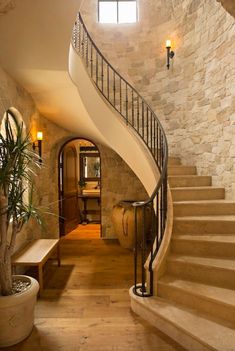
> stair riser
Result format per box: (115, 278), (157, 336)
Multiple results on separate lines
(174, 203), (235, 216)
(168, 158), (181, 166)
(131, 297), (210, 351)
(171, 239), (235, 258)
(158, 283), (235, 324)
(173, 220), (235, 234)
(169, 177), (211, 188)
(167, 260), (235, 289)
(168, 167), (197, 176)
(171, 189), (225, 201)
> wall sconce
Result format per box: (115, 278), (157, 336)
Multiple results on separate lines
(33, 131), (43, 163)
(166, 40), (175, 69)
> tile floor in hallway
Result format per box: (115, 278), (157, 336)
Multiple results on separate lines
(4, 224), (185, 351)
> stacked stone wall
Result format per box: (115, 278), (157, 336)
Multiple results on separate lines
(81, 0), (235, 198)
(0, 67), (147, 241)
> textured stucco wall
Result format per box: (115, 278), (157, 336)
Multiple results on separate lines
(81, 0), (235, 198)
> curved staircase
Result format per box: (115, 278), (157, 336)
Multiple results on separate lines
(131, 157), (235, 351)
(69, 13), (235, 351)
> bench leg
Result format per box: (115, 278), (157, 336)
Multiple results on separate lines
(57, 243), (61, 267)
(38, 264), (43, 295)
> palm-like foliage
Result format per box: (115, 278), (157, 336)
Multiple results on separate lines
(0, 110), (41, 296)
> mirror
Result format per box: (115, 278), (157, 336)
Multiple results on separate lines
(80, 152), (100, 181)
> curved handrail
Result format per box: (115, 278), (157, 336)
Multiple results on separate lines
(71, 13), (168, 297)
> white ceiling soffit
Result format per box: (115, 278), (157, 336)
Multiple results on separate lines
(0, 0), (106, 143)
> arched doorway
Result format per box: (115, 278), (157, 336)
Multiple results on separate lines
(58, 138), (101, 236)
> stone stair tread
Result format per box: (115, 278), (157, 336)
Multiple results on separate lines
(159, 275), (235, 307)
(173, 234), (235, 243)
(131, 294), (235, 351)
(168, 254), (235, 271)
(169, 175), (208, 178)
(171, 186), (224, 191)
(174, 215), (235, 221)
(173, 200), (235, 204)
(168, 165), (196, 170)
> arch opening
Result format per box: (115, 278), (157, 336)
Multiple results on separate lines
(58, 137), (101, 238)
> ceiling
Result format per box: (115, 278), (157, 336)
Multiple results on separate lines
(0, 0), (106, 143)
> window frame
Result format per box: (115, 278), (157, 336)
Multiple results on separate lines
(98, 0), (138, 24)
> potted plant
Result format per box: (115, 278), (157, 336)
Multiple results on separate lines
(0, 111), (41, 347)
(78, 178), (87, 192)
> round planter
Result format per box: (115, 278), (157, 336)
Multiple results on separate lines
(112, 200), (151, 249)
(0, 275), (39, 347)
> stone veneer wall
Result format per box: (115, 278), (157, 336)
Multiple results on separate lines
(0, 67), (147, 245)
(97, 143), (148, 238)
(0, 67), (75, 251)
(81, 0), (235, 198)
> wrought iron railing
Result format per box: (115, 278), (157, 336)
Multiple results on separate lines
(72, 13), (168, 297)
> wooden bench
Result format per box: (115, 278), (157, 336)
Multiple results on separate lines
(12, 239), (60, 294)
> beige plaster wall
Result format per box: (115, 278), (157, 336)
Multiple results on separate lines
(81, 0), (235, 198)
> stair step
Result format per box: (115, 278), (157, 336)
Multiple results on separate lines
(131, 292), (235, 351)
(172, 234), (235, 258)
(168, 166), (197, 176)
(171, 187), (225, 201)
(158, 276), (235, 324)
(173, 215), (235, 234)
(169, 175), (211, 188)
(174, 200), (235, 216)
(167, 254), (235, 289)
(168, 157), (181, 165)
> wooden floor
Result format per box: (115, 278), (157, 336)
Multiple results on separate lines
(5, 225), (184, 351)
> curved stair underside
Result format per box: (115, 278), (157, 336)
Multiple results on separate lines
(131, 157), (235, 351)
(69, 13), (169, 299)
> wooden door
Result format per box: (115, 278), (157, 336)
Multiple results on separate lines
(59, 144), (80, 235)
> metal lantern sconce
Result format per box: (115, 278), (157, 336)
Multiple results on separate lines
(33, 131), (43, 163)
(166, 40), (175, 69)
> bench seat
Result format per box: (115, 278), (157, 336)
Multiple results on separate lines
(12, 239), (60, 294)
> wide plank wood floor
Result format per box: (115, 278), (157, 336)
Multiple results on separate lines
(5, 224), (184, 351)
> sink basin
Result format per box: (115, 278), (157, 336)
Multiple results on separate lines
(82, 189), (100, 195)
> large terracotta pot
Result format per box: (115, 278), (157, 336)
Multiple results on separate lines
(0, 275), (39, 347)
(112, 200), (151, 249)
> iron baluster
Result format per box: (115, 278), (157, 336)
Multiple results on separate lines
(107, 65), (110, 100)
(142, 101), (144, 138)
(126, 83), (128, 124)
(96, 51), (98, 85)
(90, 44), (93, 78)
(120, 77), (122, 115)
(134, 206), (138, 294)
(113, 71), (116, 108)
(101, 57), (104, 92)
(132, 90), (134, 126)
(72, 13), (169, 298)
(85, 32), (88, 66)
(137, 96), (140, 133)
(141, 206), (146, 295)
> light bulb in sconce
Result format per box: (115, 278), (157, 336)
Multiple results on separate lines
(165, 39), (175, 69)
(37, 131), (43, 141)
(33, 131), (43, 163)
(166, 39), (171, 48)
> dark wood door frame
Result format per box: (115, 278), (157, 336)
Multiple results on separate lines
(58, 138), (102, 237)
